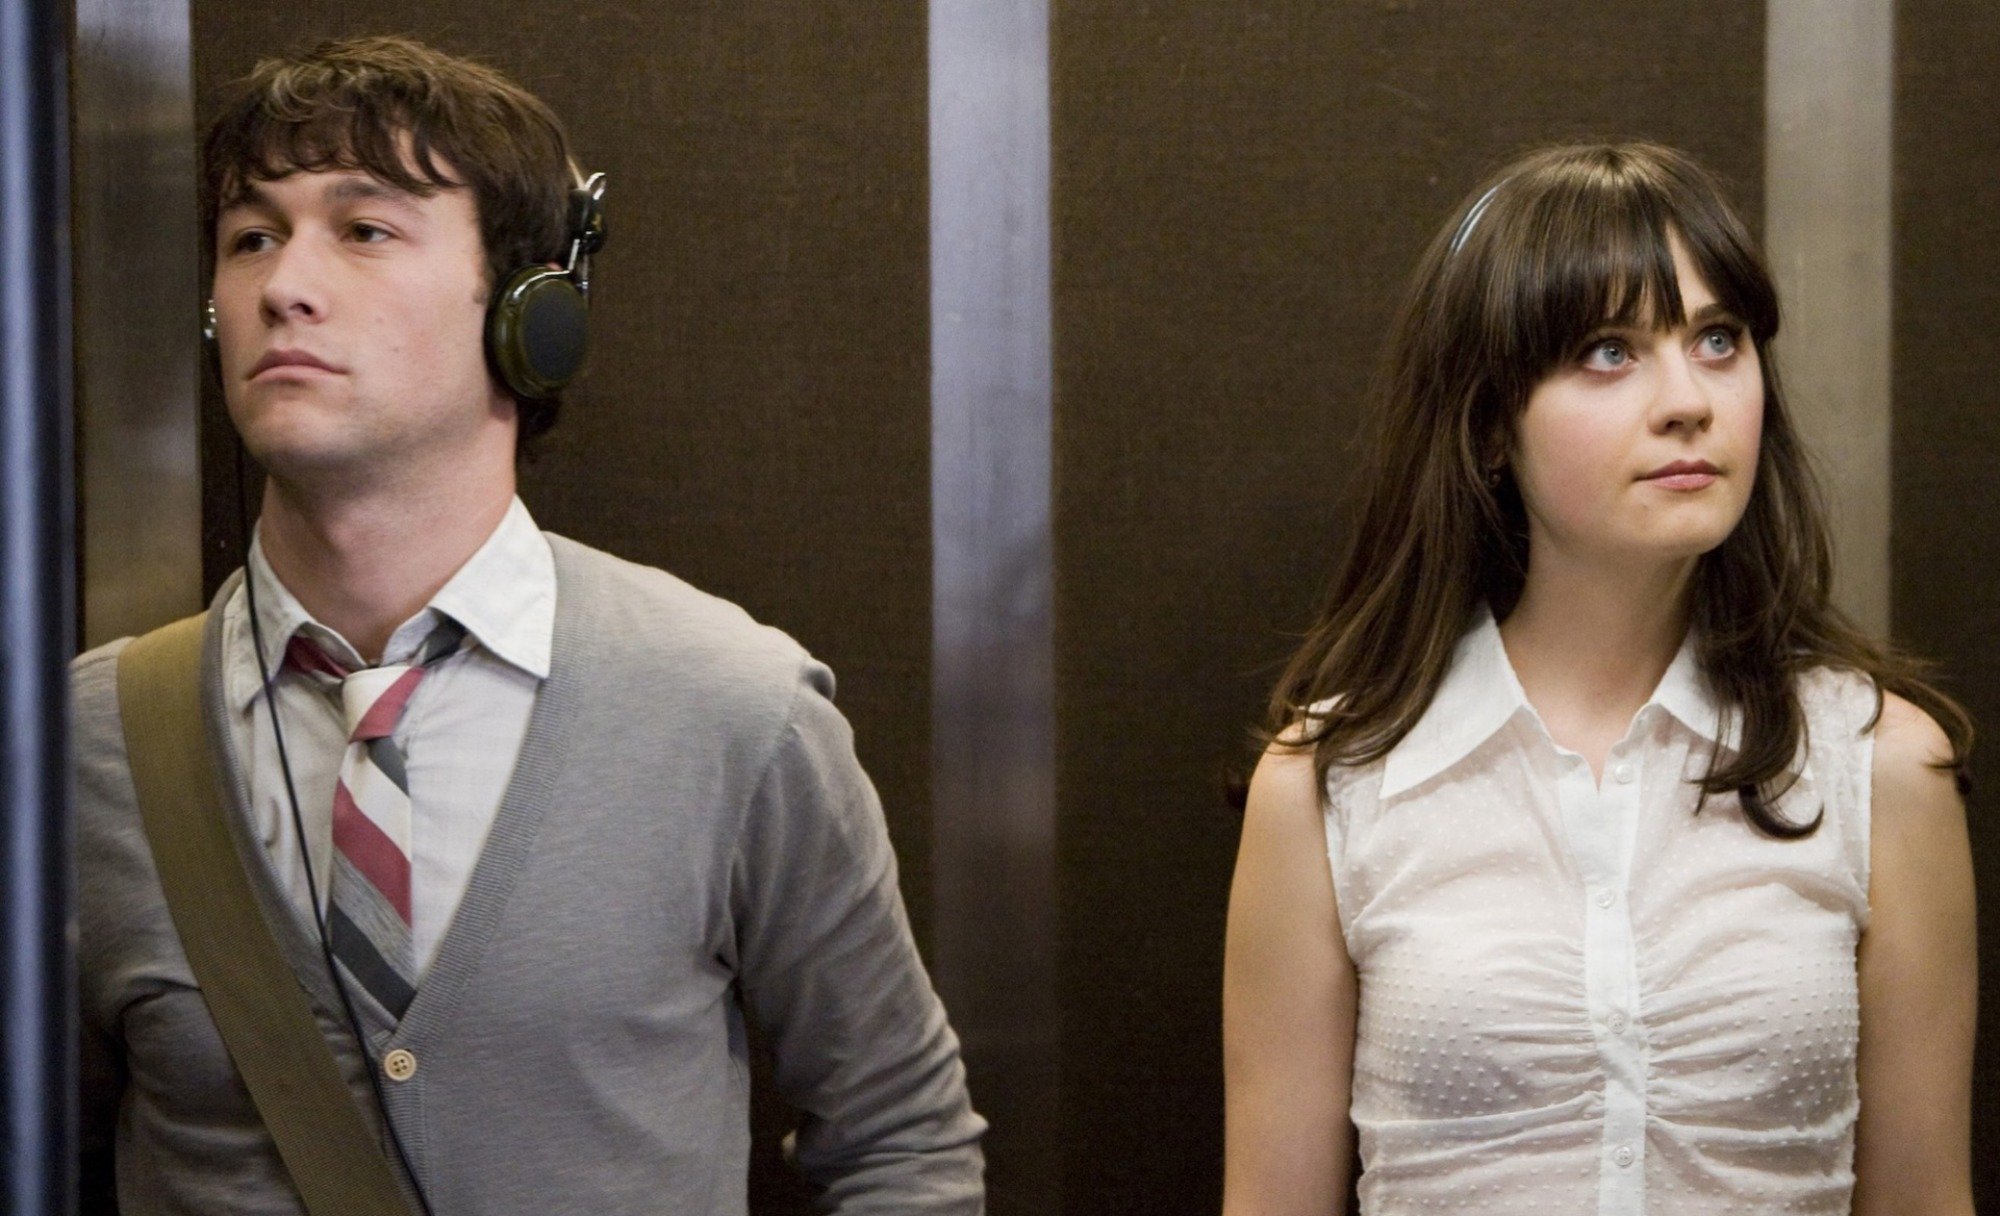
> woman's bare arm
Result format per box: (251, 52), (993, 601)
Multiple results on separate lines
(1852, 692), (1977, 1215)
(1222, 743), (1359, 1216)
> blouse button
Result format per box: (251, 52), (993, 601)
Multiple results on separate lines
(1613, 762), (1635, 784)
(1607, 1012), (1629, 1034)
(1593, 889), (1615, 909)
(1613, 1145), (1635, 1168)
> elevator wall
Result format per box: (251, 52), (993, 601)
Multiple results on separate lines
(74, 1), (1996, 1211)
(1894, 1), (2000, 1205)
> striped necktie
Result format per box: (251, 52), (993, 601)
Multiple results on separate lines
(285, 616), (466, 1018)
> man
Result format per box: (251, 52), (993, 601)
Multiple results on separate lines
(74, 35), (984, 1214)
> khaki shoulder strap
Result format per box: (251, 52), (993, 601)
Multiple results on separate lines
(117, 614), (416, 1216)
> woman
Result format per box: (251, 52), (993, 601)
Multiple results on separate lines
(1222, 143), (1977, 1215)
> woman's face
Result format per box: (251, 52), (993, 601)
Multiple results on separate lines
(1509, 235), (1764, 574)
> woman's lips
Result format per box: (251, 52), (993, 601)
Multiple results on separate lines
(1646, 471), (1717, 491)
(1641, 460), (1719, 491)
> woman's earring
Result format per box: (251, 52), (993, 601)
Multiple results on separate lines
(1486, 467), (1503, 488)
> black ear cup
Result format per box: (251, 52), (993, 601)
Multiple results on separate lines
(486, 267), (589, 401)
(483, 172), (607, 402)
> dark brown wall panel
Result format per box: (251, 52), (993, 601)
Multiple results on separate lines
(1894, 2), (2000, 1204)
(191, 7), (928, 1212)
(1050, 6), (1763, 1210)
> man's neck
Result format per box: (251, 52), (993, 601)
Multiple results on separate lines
(256, 472), (517, 664)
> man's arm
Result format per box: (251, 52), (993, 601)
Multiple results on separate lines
(78, 1010), (124, 1215)
(73, 643), (129, 1216)
(730, 661), (985, 1214)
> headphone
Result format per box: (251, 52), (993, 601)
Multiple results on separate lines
(486, 170), (608, 400)
(202, 169), (609, 403)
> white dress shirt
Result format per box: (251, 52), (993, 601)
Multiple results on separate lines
(222, 497), (556, 978)
(1325, 608), (1873, 1215)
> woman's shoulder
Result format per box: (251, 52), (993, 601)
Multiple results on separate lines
(1867, 690), (1959, 810)
(1791, 661), (1877, 715)
(1791, 665), (1951, 763)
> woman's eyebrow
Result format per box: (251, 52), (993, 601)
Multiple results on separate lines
(1686, 301), (1739, 326)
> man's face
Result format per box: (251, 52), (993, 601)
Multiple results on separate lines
(210, 163), (513, 486)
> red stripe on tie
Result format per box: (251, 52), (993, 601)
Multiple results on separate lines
(285, 635), (350, 679)
(332, 781), (412, 923)
(351, 668), (425, 742)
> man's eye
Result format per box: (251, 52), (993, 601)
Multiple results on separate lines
(230, 230), (276, 254)
(349, 221), (392, 243)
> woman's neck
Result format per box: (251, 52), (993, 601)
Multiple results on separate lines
(1498, 551), (1695, 776)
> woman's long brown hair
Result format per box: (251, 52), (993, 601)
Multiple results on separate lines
(1263, 143), (1970, 836)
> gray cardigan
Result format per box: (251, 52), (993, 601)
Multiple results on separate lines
(75, 535), (985, 1214)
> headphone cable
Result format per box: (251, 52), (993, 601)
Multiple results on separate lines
(234, 439), (439, 1216)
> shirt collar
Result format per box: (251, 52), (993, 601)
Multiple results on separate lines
(1380, 607), (1531, 800)
(1377, 606), (1745, 801)
(1647, 634), (1743, 754)
(228, 496), (555, 710)
(426, 496), (555, 680)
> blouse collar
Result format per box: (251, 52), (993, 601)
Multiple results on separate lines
(1379, 605), (1747, 801)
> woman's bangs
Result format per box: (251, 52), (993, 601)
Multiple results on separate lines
(1502, 185), (1686, 378)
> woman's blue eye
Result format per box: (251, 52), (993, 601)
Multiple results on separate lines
(1581, 339), (1631, 370)
(1697, 327), (1739, 358)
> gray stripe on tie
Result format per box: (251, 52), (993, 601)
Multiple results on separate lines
(367, 736), (409, 794)
(329, 903), (416, 1017)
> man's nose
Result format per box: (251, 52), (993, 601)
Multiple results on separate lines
(258, 234), (331, 325)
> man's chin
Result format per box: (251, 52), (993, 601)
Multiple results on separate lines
(236, 428), (379, 489)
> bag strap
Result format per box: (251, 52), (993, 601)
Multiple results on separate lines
(117, 613), (416, 1216)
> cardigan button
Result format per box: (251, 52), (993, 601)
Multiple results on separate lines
(382, 1049), (418, 1082)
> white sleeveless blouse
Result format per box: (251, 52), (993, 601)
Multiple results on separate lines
(1323, 610), (1874, 1215)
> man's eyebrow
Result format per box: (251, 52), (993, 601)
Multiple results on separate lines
(219, 180), (280, 217)
(219, 175), (429, 217)
(323, 176), (428, 211)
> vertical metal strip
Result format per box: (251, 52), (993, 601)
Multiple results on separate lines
(1766, 0), (1894, 634)
(73, 0), (202, 647)
(928, 0), (1057, 1210)
(2, 1), (75, 1212)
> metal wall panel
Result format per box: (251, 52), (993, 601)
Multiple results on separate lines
(1766, 0), (1893, 635)
(1893, 1), (2000, 1202)
(72, 0), (201, 647)
(929, 1), (1058, 1211)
